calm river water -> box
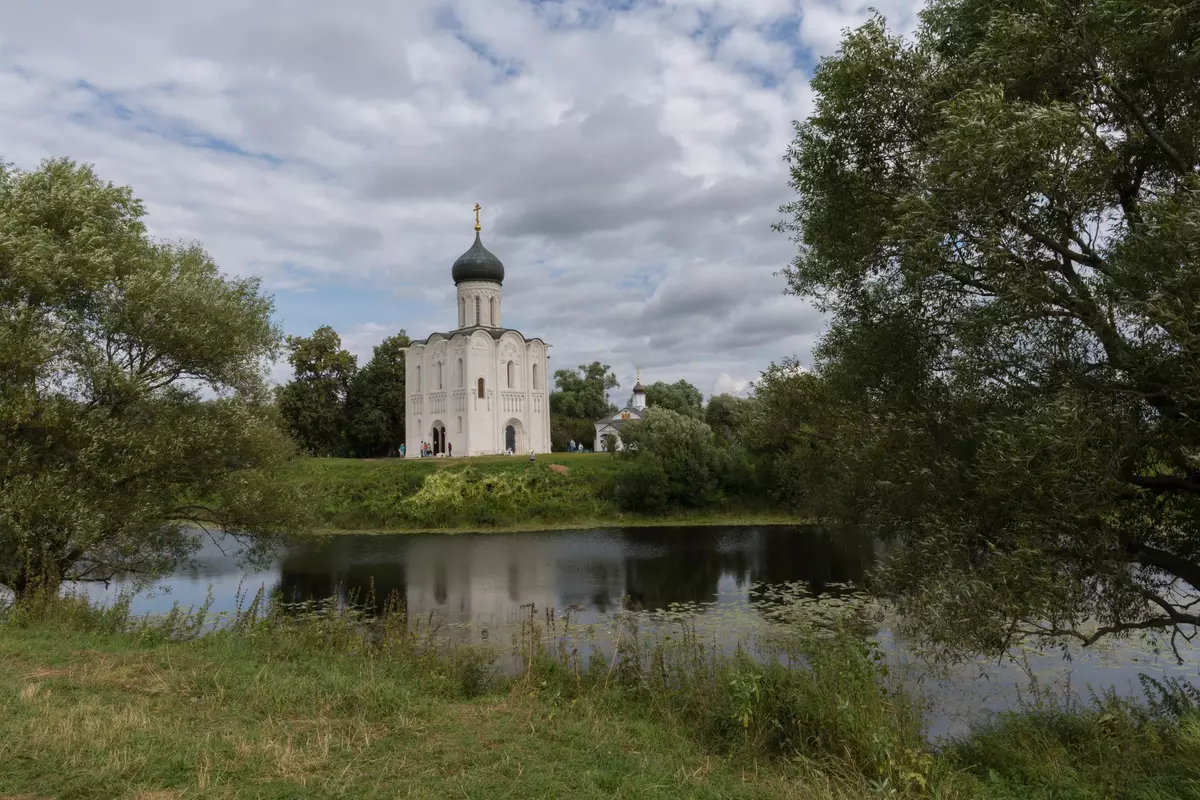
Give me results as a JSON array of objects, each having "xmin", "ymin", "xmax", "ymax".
[{"xmin": 74, "ymin": 524, "xmax": 1199, "ymax": 741}]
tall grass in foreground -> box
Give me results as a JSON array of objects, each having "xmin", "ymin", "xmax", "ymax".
[{"xmin": 3, "ymin": 589, "xmax": 1200, "ymax": 799}]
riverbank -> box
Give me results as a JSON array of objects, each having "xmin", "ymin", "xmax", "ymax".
[
  {"xmin": 283, "ymin": 453, "xmax": 799, "ymax": 533},
  {"xmin": 2, "ymin": 596, "xmax": 1197, "ymax": 799}
]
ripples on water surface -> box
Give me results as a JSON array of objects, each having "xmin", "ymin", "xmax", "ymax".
[{"xmin": 76, "ymin": 525, "xmax": 1200, "ymax": 740}]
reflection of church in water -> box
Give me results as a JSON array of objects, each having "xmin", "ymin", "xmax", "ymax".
[
  {"xmin": 272, "ymin": 527, "xmax": 875, "ymax": 639},
  {"xmin": 402, "ymin": 205, "xmax": 552, "ymax": 457}
]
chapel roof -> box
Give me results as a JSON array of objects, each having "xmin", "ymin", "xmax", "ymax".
[{"xmin": 594, "ymin": 406, "xmax": 648, "ymax": 426}]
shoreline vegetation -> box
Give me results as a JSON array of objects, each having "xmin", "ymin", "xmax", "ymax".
[
  {"xmin": 2, "ymin": 592, "xmax": 1197, "ymax": 800},
  {"xmin": 280, "ymin": 453, "xmax": 802, "ymax": 534}
]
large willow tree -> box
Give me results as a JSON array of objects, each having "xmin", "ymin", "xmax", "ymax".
[
  {"xmin": 778, "ymin": 0, "xmax": 1200, "ymax": 658},
  {"xmin": 1, "ymin": 159, "xmax": 306, "ymax": 597}
]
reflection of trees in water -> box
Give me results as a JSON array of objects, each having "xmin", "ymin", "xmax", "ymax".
[
  {"xmin": 433, "ymin": 561, "xmax": 447, "ymax": 606},
  {"xmin": 747, "ymin": 526, "xmax": 874, "ymax": 613},
  {"xmin": 343, "ymin": 563, "xmax": 407, "ymax": 614},
  {"xmin": 555, "ymin": 560, "xmax": 621, "ymax": 613},
  {"xmin": 624, "ymin": 553, "xmax": 723, "ymax": 610},
  {"xmin": 273, "ymin": 564, "xmax": 336, "ymax": 607},
  {"xmin": 616, "ymin": 525, "xmax": 875, "ymax": 614},
  {"xmin": 621, "ymin": 527, "xmax": 748, "ymax": 611},
  {"xmin": 590, "ymin": 562, "xmax": 617, "ymax": 613},
  {"xmin": 271, "ymin": 540, "xmax": 407, "ymax": 615}
]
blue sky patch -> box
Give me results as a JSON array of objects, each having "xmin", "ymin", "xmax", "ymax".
[{"xmin": 72, "ymin": 80, "xmax": 284, "ymax": 166}]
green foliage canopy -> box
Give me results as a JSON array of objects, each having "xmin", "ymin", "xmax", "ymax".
[
  {"xmin": 705, "ymin": 392, "xmax": 754, "ymax": 446},
  {"xmin": 0, "ymin": 158, "xmax": 305, "ymax": 596},
  {"xmin": 741, "ymin": 361, "xmax": 837, "ymax": 511},
  {"xmin": 549, "ymin": 361, "xmax": 618, "ymax": 450},
  {"xmin": 275, "ymin": 326, "xmax": 357, "ymax": 456},
  {"xmin": 615, "ymin": 409, "xmax": 724, "ymax": 511},
  {"xmin": 644, "ymin": 379, "xmax": 704, "ymax": 418},
  {"xmin": 777, "ymin": 0, "xmax": 1200, "ymax": 657},
  {"xmin": 344, "ymin": 332, "xmax": 411, "ymax": 458}
]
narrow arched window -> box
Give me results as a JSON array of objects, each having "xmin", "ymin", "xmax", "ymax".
[
  {"xmin": 477, "ymin": 377, "xmax": 485, "ymax": 399},
  {"xmin": 416, "ymin": 365, "xmax": 421, "ymax": 391},
  {"xmin": 532, "ymin": 363, "xmax": 539, "ymax": 390},
  {"xmin": 459, "ymin": 297, "xmax": 465, "ymax": 327},
  {"xmin": 457, "ymin": 416, "xmax": 462, "ymax": 432},
  {"xmin": 437, "ymin": 362, "xmax": 443, "ymax": 390},
  {"xmin": 506, "ymin": 360, "xmax": 514, "ymax": 388},
  {"xmin": 490, "ymin": 297, "xmax": 497, "ymax": 326},
  {"xmin": 457, "ymin": 358, "xmax": 464, "ymax": 387},
  {"xmin": 475, "ymin": 297, "xmax": 481, "ymax": 326}
]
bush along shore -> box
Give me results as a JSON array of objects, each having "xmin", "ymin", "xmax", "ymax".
[
  {"xmin": 2, "ymin": 591, "xmax": 1199, "ymax": 800},
  {"xmin": 282, "ymin": 453, "xmax": 799, "ymax": 532}
]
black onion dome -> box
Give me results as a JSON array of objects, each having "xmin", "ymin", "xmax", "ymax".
[
  {"xmin": 452, "ymin": 232, "xmax": 505, "ymax": 284},
  {"xmin": 633, "ymin": 380, "xmax": 645, "ymax": 393}
]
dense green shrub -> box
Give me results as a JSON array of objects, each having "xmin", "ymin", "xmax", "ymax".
[{"xmin": 614, "ymin": 409, "xmax": 724, "ymax": 511}]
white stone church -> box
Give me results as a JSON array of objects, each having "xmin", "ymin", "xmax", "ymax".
[{"xmin": 402, "ymin": 209, "xmax": 551, "ymax": 457}]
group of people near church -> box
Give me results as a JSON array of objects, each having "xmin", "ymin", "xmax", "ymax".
[
  {"xmin": 567, "ymin": 440, "xmax": 590, "ymax": 452},
  {"xmin": 414, "ymin": 441, "xmax": 451, "ymax": 458}
]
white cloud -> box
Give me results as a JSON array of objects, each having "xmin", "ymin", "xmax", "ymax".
[
  {"xmin": 711, "ymin": 373, "xmax": 752, "ymax": 398},
  {"xmin": 1, "ymin": 0, "xmax": 922, "ymax": 396}
]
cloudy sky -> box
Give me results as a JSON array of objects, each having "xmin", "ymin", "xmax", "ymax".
[{"xmin": 1, "ymin": 0, "xmax": 920, "ymax": 400}]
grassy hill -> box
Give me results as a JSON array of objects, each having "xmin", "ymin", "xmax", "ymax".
[{"xmin": 282, "ymin": 453, "xmax": 796, "ymax": 532}]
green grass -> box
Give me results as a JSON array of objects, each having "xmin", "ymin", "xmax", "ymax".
[
  {"xmin": 283, "ymin": 453, "xmax": 798, "ymax": 532},
  {"xmin": 946, "ymin": 685, "xmax": 1200, "ymax": 799},
  {"xmin": 0, "ymin": 630, "xmax": 794, "ymax": 799},
  {"xmin": 3, "ymin": 593, "xmax": 1199, "ymax": 799},
  {"xmin": 0, "ymin": 594, "xmax": 915, "ymax": 800}
]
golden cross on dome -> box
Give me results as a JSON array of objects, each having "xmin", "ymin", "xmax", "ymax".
[{"xmin": 473, "ymin": 203, "xmax": 482, "ymax": 232}]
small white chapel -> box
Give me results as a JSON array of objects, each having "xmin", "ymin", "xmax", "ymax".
[
  {"xmin": 594, "ymin": 371, "xmax": 649, "ymax": 452},
  {"xmin": 402, "ymin": 205, "xmax": 552, "ymax": 457}
]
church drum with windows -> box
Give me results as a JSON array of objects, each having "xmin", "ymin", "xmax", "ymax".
[{"xmin": 402, "ymin": 207, "xmax": 551, "ymax": 457}]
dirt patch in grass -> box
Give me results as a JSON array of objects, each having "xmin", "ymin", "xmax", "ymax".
[
  {"xmin": 25, "ymin": 668, "xmax": 72, "ymax": 680},
  {"xmin": 26, "ymin": 653, "xmax": 171, "ymax": 696}
]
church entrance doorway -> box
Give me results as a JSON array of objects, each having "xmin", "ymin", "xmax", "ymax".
[
  {"xmin": 431, "ymin": 421, "xmax": 446, "ymax": 455},
  {"xmin": 503, "ymin": 418, "xmax": 524, "ymax": 454}
]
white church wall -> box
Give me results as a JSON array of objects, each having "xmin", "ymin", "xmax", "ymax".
[
  {"xmin": 406, "ymin": 333, "xmax": 552, "ymax": 456},
  {"xmin": 498, "ymin": 332, "xmax": 531, "ymax": 453},
  {"xmin": 525, "ymin": 340, "xmax": 550, "ymax": 453},
  {"xmin": 404, "ymin": 343, "xmax": 425, "ymax": 456},
  {"xmin": 446, "ymin": 334, "xmax": 469, "ymax": 456},
  {"xmin": 466, "ymin": 332, "xmax": 497, "ymax": 455}
]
